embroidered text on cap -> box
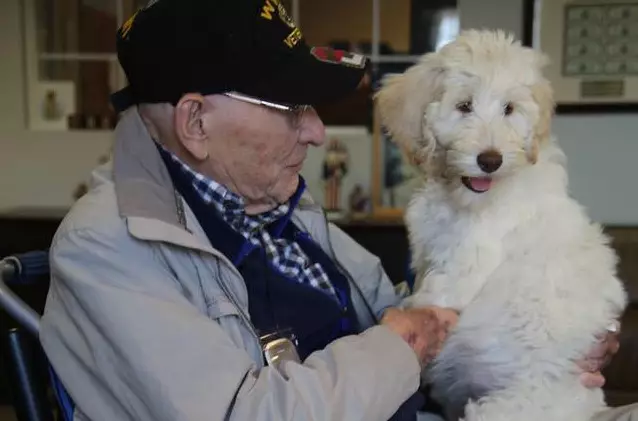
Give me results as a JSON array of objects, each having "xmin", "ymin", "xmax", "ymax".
[{"xmin": 260, "ymin": 0, "xmax": 303, "ymax": 48}]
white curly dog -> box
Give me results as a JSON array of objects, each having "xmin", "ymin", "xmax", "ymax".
[{"xmin": 376, "ymin": 30, "xmax": 628, "ymax": 421}]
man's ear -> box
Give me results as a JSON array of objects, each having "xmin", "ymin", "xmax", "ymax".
[
  {"xmin": 174, "ymin": 93, "xmax": 209, "ymax": 161},
  {"xmin": 374, "ymin": 54, "xmax": 446, "ymax": 166}
]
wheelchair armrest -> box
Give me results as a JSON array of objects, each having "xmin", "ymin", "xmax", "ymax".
[
  {"xmin": 6, "ymin": 251, "xmax": 50, "ymax": 284},
  {"xmin": 0, "ymin": 251, "xmax": 48, "ymax": 336}
]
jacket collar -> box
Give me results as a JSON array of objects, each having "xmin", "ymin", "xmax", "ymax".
[{"xmin": 111, "ymin": 107, "xmax": 323, "ymax": 253}]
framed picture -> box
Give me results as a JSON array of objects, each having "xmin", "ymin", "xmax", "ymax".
[
  {"xmin": 523, "ymin": 0, "xmax": 638, "ymax": 113},
  {"xmin": 370, "ymin": 103, "xmax": 421, "ymax": 220},
  {"xmin": 300, "ymin": 126, "xmax": 374, "ymax": 220},
  {"xmin": 27, "ymin": 81, "xmax": 76, "ymax": 131}
]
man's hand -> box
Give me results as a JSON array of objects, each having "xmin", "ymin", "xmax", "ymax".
[
  {"xmin": 381, "ymin": 306, "xmax": 459, "ymax": 367},
  {"xmin": 577, "ymin": 321, "xmax": 621, "ymax": 388}
]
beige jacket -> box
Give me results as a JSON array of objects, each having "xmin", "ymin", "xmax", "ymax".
[{"xmin": 39, "ymin": 108, "xmax": 422, "ymax": 421}]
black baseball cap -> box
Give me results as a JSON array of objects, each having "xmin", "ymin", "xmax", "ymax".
[{"xmin": 111, "ymin": 0, "xmax": 370, "ymax": 112}]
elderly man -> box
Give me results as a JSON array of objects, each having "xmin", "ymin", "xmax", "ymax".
[{"xmin": 39, "ymin": 1, "xmax": 634, "ymax": 421}]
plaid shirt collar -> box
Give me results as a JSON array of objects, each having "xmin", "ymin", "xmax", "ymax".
[
  {"xmin": 157, "ymin": 143, "xmax": 339, "ymax": 301},
  {"xmin": 158, "ymin": 143, "xmax": 289, "ymax": 230}
]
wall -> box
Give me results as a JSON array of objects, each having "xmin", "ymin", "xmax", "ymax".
[
  {"xmin": 459, "ymin": 0, "xmax": 638, "ymax": 225},
  {"xmin": 0, "ymin": 0, "xmax": 112, "ymax": 212}
]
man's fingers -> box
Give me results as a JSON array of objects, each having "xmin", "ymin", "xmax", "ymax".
[
  {"xmin": 588, "ymin": 341, "xmax": 609, "ymax": 360},
  {"xmin": 607, "ymin": 320, "xmax": 621, "ymax": 334},
  {"xmin": 611, "ymin": 339, "xmax": 620, "ymax": 354},
  {"xmin": 430, "ymin": 307, "xmax": 460, "ymax": 326},
  {"xmin": 583, "ymin": 357, "xmax": 606, "ymax": 373},
  {"xmin": 385, "ymin": 306, "xmax": 459, "ymax": 366},
  {"xmin": 580, "ymin": 372, "xmax": 606, "ymax": 388},
  {"xmin": 583, "ymin": 328, "xmax": 621, "ymax": 372}
]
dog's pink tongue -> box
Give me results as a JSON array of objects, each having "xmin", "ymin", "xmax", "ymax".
[{"xmin": 469, "ymin": 177, "xmax": 493, "ymax": 192}]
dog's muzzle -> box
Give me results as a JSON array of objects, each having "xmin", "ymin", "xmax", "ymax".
[{"xmin": 460, "ymin": 151, "xmax": 503, "ymax": 193}]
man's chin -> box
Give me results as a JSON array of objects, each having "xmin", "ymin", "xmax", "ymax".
[{"xmin": 273, "ymin": 174, "xmax": 302, "ymax": 205}]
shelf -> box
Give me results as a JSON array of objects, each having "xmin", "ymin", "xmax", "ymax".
[
  {"xmin": 38, "ymin": 53, "xmax": 119, "ymax": 62},
  {"xmin": 371, "ymin": 55, "xmax": 422, "ymax": 63},
  {"xmin": 331, "ymin": 213, "xmax": 405, "ymax": 227}
]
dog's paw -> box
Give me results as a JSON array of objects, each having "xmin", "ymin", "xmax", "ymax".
[
  {"xmin": 460, "ymin": 401, "xmax": 484, "ymax": 421},
  {"xmin": 461, "ymin": 398, "xmax": 519, "ymax": 421}
]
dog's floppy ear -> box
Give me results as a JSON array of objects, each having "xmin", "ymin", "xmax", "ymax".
[
  {"xmin": 374, "ymin": 55, "xmax": 447, "ymax": 166},
  {"xmin": 528, "ymin": 51, "xmax": 555, "ymax": 164}
]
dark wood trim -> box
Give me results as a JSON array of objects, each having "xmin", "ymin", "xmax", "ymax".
[
  {"xmin": 555, "ymin": 103, "xmax": 638, "ymax": 114},
  {"xmin": 521, "ymin": 0, "xmax": 535, "ymax": 47}
]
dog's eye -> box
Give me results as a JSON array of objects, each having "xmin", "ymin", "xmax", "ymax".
[
  {"xmin": 504, "ymin": 102, "xmax": 514, "ymax": 116},
  {"xmin": 456, "ymin": 101, "xmax": 473, "ymax": 114}
]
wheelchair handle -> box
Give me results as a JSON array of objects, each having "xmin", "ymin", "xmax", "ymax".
[
  {"xmin": 8, "ymin": 251, "xmax": 50, "ymax": 282},
  {"xmin": 0, "ymin": 251, "xmax": 48, "ymax": 336}
]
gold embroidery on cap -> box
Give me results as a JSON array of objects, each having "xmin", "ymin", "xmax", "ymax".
[
  {"xmin": 284, "ymin": 27, "xmax": 303, "ymax": 48},
  {"xmin": 261, "ymin": 0, "xmax": 278, "ymax": 20},
  {"xmin": 277, "ymin": 2, "xmax": 295, "ymax": 28},
  {"xmin": 259, "ymin": 0, "xmax": 302, "ymax": 47},
  {"xmin": 120, "ymin": 10, "xmax": 139, "ymax": 39}
]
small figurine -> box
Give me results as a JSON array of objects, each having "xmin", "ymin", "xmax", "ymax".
[
  {"xmin": 348, "ymin": 184, "xmax": 369, "ymax": 214},
  {"xmin": 321, "ymin": 138, "xmax": 349, "ymax": 211}
]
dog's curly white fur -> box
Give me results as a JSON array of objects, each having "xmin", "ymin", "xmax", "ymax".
[{"xmin": 375, "ymin": 30, "xmax": 628, "ymax": 421}]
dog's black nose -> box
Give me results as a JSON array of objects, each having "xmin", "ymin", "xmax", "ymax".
[{"xmin": 477, "ymin": 150, "xmax": 503, "ymax": 173}]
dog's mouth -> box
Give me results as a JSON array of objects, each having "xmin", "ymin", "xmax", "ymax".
[{"xmin": 461, "ymin": 176, "xmax": 493, "ymax": 193}]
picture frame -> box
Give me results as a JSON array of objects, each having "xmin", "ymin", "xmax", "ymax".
[
  {"xmin": 300, "ymin": 126, "xmax": 374, "ymax": 220},
  {"xmin": 523, "ymin": 0, "xmax": 638, "ymax": 113},
  {"xmin": 370, "ymin": 103, "xmax": 421, "ymax": 220},
  {"xmin": 27, "ymin": 81, "xmax": 76, "ymax": 131}
]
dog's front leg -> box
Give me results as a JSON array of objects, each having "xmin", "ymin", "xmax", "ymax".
[
  {"xmin": 408, "ymin": 227, "xmax": 503, "ymax": 311},
  {"xmin": 459, "ymin": 376, "xmax": 606, "ymax": 421},
  {"xmin": 410, "ymin": 266, "xmax": 491, "ymax": 312},
  {"xmin": 409, "ymin": 270, "xmax": 462, "ymax": 309}
]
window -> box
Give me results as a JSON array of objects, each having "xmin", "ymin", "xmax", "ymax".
[
  {"xmin": 297, "ymin": 0, "xmax": 459, "ymax": 125},
  {"xmin": 23, "ymin": 0, "xmax": 147, "ymax": 131},
  {"xmin": 433, "ymin": 8, "xmax": 461, "ymax": 51},
  {"xmin": 22, "ymin": 0, "xmax": 459, "ymax": 131},
  {"xmin": 294, "ymin": 0, "xmax": 458, "ymax": 59}
]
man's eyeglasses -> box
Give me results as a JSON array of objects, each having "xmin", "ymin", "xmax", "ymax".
[{"xmin": 223, "ymin": 92, "xmax": 310, "ymax": 129}]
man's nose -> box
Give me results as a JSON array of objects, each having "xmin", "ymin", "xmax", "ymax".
[{"xmin": 298, "ymin": 107, "xmax": 326, "ymax": 146}]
